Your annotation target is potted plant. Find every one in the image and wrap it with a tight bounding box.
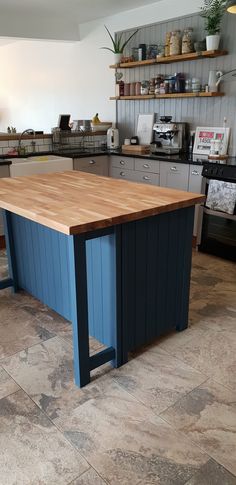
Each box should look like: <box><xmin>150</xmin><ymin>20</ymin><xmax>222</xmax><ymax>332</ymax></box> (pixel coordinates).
<box><xmin>200</xmin><ymin>0</ymin><xmax>227</xmax><ymax>51</ymax></box>
<box><xmin>101</xmin><ymin>25</ymin><xmax>139</xmax><ymax>64</ymax></box>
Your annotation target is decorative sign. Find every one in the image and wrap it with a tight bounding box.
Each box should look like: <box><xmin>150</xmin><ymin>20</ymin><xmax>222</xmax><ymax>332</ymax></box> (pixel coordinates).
<box><xmin>193</xmin><ymin>126</ymin><xmax>230</xmax><ymax>156</ymax></box>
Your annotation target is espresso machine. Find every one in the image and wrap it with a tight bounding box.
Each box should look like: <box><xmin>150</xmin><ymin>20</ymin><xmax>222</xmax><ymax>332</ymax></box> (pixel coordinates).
<box><xmin>151</xmin><ymin>117</ymin><xmax>187</xmax><ymax>155</ymax></box>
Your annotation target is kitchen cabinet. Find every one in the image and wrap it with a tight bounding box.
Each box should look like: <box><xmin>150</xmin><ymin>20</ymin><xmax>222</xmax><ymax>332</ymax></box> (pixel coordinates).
<box><xmin>189</xmin><ymin>164</ymin><xmax>204</xmax><ymax>240</ymax></box>
<box><xmin>110</xmin><ymin>155</ymin><xmax>134</xmax><ymax>171</ymax></box>
<box><xmin>0</xmin><ymin>165</ymin><xmax>10</xmax><ymax>236</ymax></box>
<box><xmin>74</xmin><ymin>156</ymin><xmax>109</xmax><ymax>176</ymax></box>
<box><xmin>160</xmin><ymin>162</ymin><xmax>189</xmax><ymax>191</ymax></box>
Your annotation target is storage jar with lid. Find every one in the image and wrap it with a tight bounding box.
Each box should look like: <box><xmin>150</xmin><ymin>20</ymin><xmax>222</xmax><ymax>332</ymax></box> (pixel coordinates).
<box><xmin>182</xmin><ymin>28</ymin><xmax>193</xmax><ymax>54</ymax></box>
<box><xmin>165</xmin><ymin>32</ymin><xmax>171</xmax><ymax>57</ymax></box>
<box><xmin>124</xmin><ymin>83</ymin><xmax>130</xmax><ymax>96</ymax></box>
<box><xmin>147</xmin><ymin>45</ymin><xmax>158</xmax><ymax>59</ymax></box>
<box><xmin>141</xmin><ymin>80</ymin><xmax>149</xmax><ymax>95</ymax></box>
<box><xmin>192</xmin><ymin>78</ymin><xmax>201</xmax><ymax>93</ymax></box>
<box><xmin>170</xmin><ymin>30</ymin><xmax>181</xmax><ymax>56</ymax></box>
<box><xmin>132</xmin><ymin>47</ymin><xmax>139</xmax><ymax>61</ymax></box>
<box><xmin>135</xmin><ymin>82</ymin><xmax>141</xmax><ymax>96</ymax></box>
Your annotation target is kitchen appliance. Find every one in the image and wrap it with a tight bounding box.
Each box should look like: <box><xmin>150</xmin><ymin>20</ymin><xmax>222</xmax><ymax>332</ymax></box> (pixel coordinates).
<box><xmin>199</xmin><ymin>161</ymin><xmax>236</xmax><ymax>262</ymax></box>
<box><xmin>107</xmin><ymin>126</ymin><xmax>119</xmax><ymax>149</ymax></box>
<box><xmin>151</xmin><ymin>119</ymin><xmax>187</xmax><ymax>155</ymax></box>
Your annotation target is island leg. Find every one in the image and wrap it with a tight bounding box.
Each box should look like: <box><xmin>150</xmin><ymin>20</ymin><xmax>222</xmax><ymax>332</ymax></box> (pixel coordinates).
<box><xmin>0</xmin><ymin>210</ymin><xmax>18</xmax><ymax>292</ymax></box>
<box><xmin>68</xmin><ymin>235</ymin><xmax>90</xmax><ymax>388</ymax></box>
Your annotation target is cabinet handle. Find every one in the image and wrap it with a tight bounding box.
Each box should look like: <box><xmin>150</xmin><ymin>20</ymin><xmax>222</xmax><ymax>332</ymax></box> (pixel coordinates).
<box><xmin>120</xmin><ymin>160</ymin><xmax>125</xmax><ymax>165</ymax></box>
<box><xmin>120</xmin><ymin>172</ymin><xmax>125</xmax><ymax>177</ymax></box>
<box><xmin>143</xmin><ymin>164</ymin><xmax>150</xmax><ymax>168</ymax></box>
<box><xmin>89</xmin><ymin>160</ymin><xmax>96</xmax><ymax>165</ymax></box>
<box><xmin>170</xmin><ymin>166</ymin><xmax>177</xmax><ymax>171</ymax></box>
<box><xmin>143</xmin><ymin>176</ymin><xmax>151</xmax><ymax>181</ymax></box>
<box><xmin>191</xmin><ymin>170</ymin><xmax>200</xmax><ymax>176</ymax></box>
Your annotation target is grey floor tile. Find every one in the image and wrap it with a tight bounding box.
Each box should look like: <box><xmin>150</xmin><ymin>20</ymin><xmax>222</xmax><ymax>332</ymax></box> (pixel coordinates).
<box><xmin>161</xmin><ymin>379</ymin><xmax>236</xmax><ymax>477</ymax></box>
<box><xmin>0</xmin><ymin>389</ymin><xmax>89</xmax><ymax>485</ymax></box>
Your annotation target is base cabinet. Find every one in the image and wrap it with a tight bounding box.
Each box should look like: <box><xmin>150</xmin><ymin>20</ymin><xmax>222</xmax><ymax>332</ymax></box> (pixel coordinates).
<box><xmin>189</xmin><ymin>165</ymin><xmax>204</xmax><ymax>239</ymax></box>
<box><xmin>0</xmin><ymin>165</ymin><xmax>10</xmax><ymax>236</ymax></box>
<box><xmin>73</xmin><ymin>156</ymin><xmax>109</xmax><ymax>176</ymax></box>
<box><xmin>160</xmin><ymin>162</ymin><xmax>189</xmax><ymax>191</ymax></box>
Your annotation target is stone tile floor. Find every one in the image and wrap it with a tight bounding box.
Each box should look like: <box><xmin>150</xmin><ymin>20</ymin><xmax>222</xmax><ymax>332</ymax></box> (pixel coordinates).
<box><xmin>0</xmin><ymin>249</ymin><xmax>236</xmax><ymax>485</ymax></box>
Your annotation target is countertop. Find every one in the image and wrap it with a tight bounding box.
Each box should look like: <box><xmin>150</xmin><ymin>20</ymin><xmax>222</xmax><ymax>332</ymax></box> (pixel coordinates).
<box><xmin>0</xmin><ymin>171</ymin><xmax>205</xmax><ymax>236</ymax></box>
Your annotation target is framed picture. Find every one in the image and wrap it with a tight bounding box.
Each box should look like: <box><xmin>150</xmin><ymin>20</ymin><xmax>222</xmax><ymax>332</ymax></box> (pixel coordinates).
<box><xmin>193</xmin><ymin>126</ymin><xmax>230</xmax><ymax>156</ymax></box>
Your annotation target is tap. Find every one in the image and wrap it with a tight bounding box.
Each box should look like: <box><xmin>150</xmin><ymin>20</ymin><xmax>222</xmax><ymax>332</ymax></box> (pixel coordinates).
<box><xmin>18</xmin><ymin>129</ymin><xmax>36</xmax><ymax>155</ymax></box>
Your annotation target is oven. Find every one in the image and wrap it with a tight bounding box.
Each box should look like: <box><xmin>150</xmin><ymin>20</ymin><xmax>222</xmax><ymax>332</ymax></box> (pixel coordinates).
<box><xmin>199</xmin><ymin>163</ymin><xmax>236</xmax><ymax>262</ymax></box>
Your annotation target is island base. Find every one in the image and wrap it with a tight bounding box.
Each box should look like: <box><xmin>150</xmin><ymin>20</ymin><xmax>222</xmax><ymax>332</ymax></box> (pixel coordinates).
<box><xmin>2</xmin><ymin>206</ymin><xmax>194</xmax><ymax>387</ymax></box>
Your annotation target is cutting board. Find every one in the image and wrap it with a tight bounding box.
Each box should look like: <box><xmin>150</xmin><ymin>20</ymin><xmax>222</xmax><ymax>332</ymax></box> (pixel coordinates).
<box><xmin>136</xmin><ymin>114</ymin><xmax>155</xmax><ymax>145</ymax></box>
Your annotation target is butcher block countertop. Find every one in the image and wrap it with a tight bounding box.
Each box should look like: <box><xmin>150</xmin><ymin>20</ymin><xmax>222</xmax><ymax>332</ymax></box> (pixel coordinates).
<box><xmin>0</xmin><ymin>171</ymin><xmax>205</xmax><ymax>235</ymax></box>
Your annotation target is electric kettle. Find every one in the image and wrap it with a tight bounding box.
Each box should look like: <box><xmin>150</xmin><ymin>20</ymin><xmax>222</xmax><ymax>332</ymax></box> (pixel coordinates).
<box><xmin>107</xmin><ymin>125</ymin><xmax>119</xmax><ymax>149</ymax></box>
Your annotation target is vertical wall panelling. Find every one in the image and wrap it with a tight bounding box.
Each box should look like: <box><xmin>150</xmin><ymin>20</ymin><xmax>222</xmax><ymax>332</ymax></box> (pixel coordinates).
<box><xmin>116</xmin><ymin>13</ymin><xmax>236</xmax><ymax>153</ymax></box>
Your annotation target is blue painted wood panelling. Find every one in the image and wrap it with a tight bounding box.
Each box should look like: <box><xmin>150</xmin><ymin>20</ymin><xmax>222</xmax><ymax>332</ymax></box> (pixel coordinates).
<box><xmin>9</xmin><ymin>214</ymin><xmax>117</xmax><ymax>351</ymax></box>
<box><xmin>86</xmin><ymin>234</ymin><xmax>117</xmax><ymax>349</ymax></box>
<box><xmin>121</xmin><ymin>207</ymin><xmax>194</xmax><ymax>352</ymax></box>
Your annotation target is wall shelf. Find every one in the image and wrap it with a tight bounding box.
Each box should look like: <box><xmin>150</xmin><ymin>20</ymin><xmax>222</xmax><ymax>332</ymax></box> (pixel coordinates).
<box><xmin>110</xmin><ymin>92</ymin><xmax>225</xmax><ymax>100</ymax></box>
<box><xmin>109</xmin><ymin>50</ymin><xmax>228</xmax><ymax>69</ymax></box>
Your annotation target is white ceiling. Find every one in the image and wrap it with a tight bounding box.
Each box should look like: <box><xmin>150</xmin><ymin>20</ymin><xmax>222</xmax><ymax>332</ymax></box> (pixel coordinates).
<box><xmin>0</xmin><ymin>0</ymin><xmax>160</xmax><ymax>24</ymax></box>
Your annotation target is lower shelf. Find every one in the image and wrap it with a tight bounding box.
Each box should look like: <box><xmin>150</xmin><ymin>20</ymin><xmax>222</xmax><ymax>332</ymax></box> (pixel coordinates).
<box><xmin>110</xmin><ymin>92</ymin><xmax>225</xmax><ymax>100</ymax></box>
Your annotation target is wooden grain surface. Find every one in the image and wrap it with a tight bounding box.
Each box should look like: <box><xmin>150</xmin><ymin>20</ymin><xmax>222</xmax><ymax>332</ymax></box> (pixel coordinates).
<box><xmin>0</xmin><ymin>171</ymin><xmax>205</xmax><ymax>235</ymax></box>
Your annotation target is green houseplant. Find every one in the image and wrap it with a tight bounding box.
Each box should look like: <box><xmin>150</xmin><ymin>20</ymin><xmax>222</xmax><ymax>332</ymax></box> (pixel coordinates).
<box><xmin>101</xmin><ymin>25</ymin><xmax>139</xmax><ymax>64</ymax></box>
<box><xmin>200</xmin><ymin>0</ymin><xmax>227</xmax><ymax>50</ymax></box>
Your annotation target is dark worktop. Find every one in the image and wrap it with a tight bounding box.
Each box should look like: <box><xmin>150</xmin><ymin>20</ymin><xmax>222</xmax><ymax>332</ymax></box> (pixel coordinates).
<box><xmin>1</xmin><ymin>148</ymin><xmax>235</xmax><ymax>167</ymax></box>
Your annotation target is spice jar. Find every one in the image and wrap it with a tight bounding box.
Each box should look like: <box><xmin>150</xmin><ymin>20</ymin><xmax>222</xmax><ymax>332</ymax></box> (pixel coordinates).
<box><xmin>124</xmin><ymin>83</ymin><xmax>130</xmax><ymax>96</ymax></box>
<box><xmin>165</xmin><ymin>32</ymin><xmax>171</xmax><ymax>57</ymax></box>
<box><xmin>182</xmin><ymin>28</ymin><xmax>193</xmax><ymax>54</ymax></box>
<box><xmin>149</xmin><ymin>78</ymin><xmax>155</xmax><ymax>94</ymax></box>
<box><xmin>141</xmin><ymin>80</ymin><xmax>149</xmax><ymax>95</ymax></box>
<box><xmin>135</xmin><ymin>82</ymin><xmax>141</xmax><ymax>96</ymax></box>
<box><xmin>130</xmin><ymin>82</ymin><xmax>136</xmax><ymax>96</ymax></box>
<box><xmin>170</xmin><ymin>30</ymin><xmax>181</xmax><ymax>56</ymax></box>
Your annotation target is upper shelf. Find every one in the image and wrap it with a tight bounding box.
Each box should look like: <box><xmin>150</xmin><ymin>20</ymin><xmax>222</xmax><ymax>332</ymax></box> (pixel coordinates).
<box><xmin>109</xmin><ymin>50</ymin><xmax>228</xmax><ymax>69</ymax></box>
<box><xmin>109</xmin><ymin>92</ymin><xmax>225</xmax><ymax>100</ymax></box>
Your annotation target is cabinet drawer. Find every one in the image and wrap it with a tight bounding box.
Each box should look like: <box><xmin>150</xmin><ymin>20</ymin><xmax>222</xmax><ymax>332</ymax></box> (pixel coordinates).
<box><xmin>132</xmin><ymin>171</ymin><xmax>160</xmax><ymax>186</ymax></box>
<box><xmin>134</xmin><ymin>158</ymin><xmax>160</xmax><ymax>174</ymax></box>
<box><xmin>110</xmin><ymin>167</ymin><xmax>136</xmax><ymax>181</ymax></box>
<box><xmin>74</xmin><ymin>156</ymin><xmax>108</xmax><ymax>176</ymax></box>
<box><xmin>0</xmin><ymin>165</ymin><xmax>10</xmax><ymax>178</ymax></box>
<box><xmin>110</xmin><ymin>155</ymin><xmax>134</xmax><ymax>171</ymax></box>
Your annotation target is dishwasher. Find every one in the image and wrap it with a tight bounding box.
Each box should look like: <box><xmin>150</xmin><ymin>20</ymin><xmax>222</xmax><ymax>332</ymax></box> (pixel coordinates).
<box><xmin>9</xmin><ymin>154</ymin><xmax>73</xmax><ymax>177</ymax></box>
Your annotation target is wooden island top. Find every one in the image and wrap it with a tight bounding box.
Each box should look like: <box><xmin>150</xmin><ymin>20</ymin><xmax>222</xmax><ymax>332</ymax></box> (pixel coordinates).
<box><xmin>0</xmin><ymin>171</ymin><xmax>205</xmax><ymax>235</ymax></box>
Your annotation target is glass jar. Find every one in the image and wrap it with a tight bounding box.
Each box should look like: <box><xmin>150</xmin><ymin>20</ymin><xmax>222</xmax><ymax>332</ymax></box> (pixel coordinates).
<box><xmin>170</xmin><ymin>30</ymin><xmax>181</xmax><ymax>56</ymax></box>
<box><xmin>141</xmin><ymin>80</ymin><xmax>149</xmax><ymax>95</ymax></box>
<box><xmin>192</xmin><ymin>78</ymin><xmax>201</xmax><ymax>93</ymax></box>
<box><xmin>157</xmin><ymin>44</ymin><xmax>165</xmax><ymax>58</ymax></box>
<box><xmin>132</xmin><ymin>47</ymin><xmax>139</xmax><ymax>62</ymax></box>
<box><xmin>135</xmin><ymin>82</ymin><xmax>141</xmax><ymax>96</ymax></box>
<box><xmin>130</xmin><ymin>82</ymin><xmax>136</xmax><ymax>96</ymax></box>
<box><xmin>182</xmin><ymin>28</ymin><xmax>193</xmax><ymax>54</ymax></box>
<box><xmin>149</xmin><ymin>78</ymin><xmax>155</xmax><ymax>94</ymax></box>
<box><xmin>147</xmin><ymin>45</ymin><xmax>158</xmax><ymax>59</ymax></box>
<box><xmin>185</xmin><ymin>78</ymin><xmax>192</xmax><ymax>93</ymax></box>
<box><xmin>124</xmin><ymin>83</ymin><xmax>130</xmax><ymax>96</ymax></box>
<box><xmin>165</xmin><ymin>32</ymin><xmax>171</xmax><ymax>57</ymax></box>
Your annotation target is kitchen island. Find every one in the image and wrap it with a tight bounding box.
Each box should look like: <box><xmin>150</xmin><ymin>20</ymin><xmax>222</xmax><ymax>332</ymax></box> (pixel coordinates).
<box><xmin>0</xmin><ymin>171</ymin><xmax>204</xmax><ymax>387</ymax></box>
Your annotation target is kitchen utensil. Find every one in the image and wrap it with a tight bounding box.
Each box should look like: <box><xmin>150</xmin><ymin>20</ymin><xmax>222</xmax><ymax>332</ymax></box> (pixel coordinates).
<box><xmin>208</xmin><ymin>70</ymin><xmax>223</xmax><ymax>92</ymax></box>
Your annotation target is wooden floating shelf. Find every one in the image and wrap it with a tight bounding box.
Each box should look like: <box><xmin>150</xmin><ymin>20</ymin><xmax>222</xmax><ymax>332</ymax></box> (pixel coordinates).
<box><xmin>109</xmin><ymin>50</ymin><xmax>228</xmax><ymax>69</ymax></box>
<box><xmin>110</xmin><ymin>92</ymin><xmax>225</xmax><ymax>100</ymax></box>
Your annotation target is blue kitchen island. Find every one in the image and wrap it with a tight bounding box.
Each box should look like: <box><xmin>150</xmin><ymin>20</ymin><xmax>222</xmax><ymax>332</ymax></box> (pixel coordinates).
<box><xmin>0</xmin><ymin>171</ymin><xmax>204</xmax><ymax>387</ymax></box>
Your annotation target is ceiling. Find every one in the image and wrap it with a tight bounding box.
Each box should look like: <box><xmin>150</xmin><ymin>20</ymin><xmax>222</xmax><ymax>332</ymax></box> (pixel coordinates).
<box><xmin>0</xmin><ymin>0</ymin><xmax>160</xmax><ymax>24</ymax></box>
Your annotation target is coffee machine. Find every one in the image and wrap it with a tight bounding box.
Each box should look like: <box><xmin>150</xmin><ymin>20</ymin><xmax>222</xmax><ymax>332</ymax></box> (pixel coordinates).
<box><xmin>151</xmin><ymin>117</ymin><xmax>187</xmax><ymax>155</ymax></box>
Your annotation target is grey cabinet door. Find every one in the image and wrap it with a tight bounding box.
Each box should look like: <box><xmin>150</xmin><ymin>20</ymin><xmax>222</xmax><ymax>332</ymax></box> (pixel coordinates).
<box><xmin>160</xmin><ymin>162</ymin><xmax>189</xmax><ymax>191</ymax></box>
<box><xmin>0</xmin><ymin>165</ymin><xmax>10</xmax><ymax>235</ymax></box>
<box><xmin>188</xmin><ymin>165</ymin><xmax>204</xmax><ymax>239</ymax></box>
<box><xmin>73</xmin><ymin>156</ymin><xmax>109</xmax><ymax>176</ymax></box>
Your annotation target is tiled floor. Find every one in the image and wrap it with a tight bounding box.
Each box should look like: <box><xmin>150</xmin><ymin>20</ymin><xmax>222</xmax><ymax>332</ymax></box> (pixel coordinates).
<box><xmin>0</xmin><ymin>249</ymin><xmax>236</xmax><ymax>485</ymax></box>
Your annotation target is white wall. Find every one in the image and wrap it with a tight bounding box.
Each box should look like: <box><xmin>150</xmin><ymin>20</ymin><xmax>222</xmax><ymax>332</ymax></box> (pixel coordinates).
<box><xmin>0</xmin><ymin>0</ymin><xmax>199</xmax><ymax>132</ymax></box>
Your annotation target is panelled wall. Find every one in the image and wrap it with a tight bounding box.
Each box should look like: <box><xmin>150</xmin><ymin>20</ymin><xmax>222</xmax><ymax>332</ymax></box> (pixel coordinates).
<box><xmin>116</xmin><ymin>13</ymin><xmax>236</xmax><ymax>154</ymax></box>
